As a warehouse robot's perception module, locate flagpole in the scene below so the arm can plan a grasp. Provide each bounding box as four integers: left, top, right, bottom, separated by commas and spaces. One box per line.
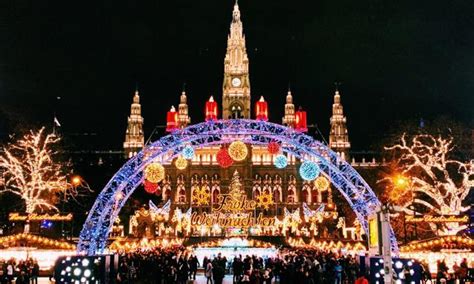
53, 96, 61, 135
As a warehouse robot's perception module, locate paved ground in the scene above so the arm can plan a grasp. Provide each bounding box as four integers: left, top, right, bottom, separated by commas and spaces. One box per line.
39, 275, 244, 283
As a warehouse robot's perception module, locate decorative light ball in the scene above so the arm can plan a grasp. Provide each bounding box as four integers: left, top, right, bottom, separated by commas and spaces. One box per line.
217, 148, 234, 168
228, 141, 248, 161
299, 160, 320, 181
267, 141, 281, 154
144, 162, 165, 183
182, 145, 195, 159
144, 180, 158, 194
175, 156, 188, 170
314, 176, 330, 191
273, 154, 288, 169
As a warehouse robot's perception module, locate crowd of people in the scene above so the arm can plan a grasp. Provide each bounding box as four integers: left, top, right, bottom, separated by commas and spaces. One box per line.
0, 258, 40, 284
116, 246, 371, 284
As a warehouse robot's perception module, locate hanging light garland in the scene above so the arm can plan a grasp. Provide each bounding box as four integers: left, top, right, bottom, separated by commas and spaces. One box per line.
182, 145, 195, 160
175, 156, 188, 170
144, 162, 165, 183
274, 154, 288, 169
267, 141, 280, 154
299, 160, 320, 181
144, 180, 158, 194
217, 148, 233, 168
314, 176, 330, 191
228, 141, 248, 161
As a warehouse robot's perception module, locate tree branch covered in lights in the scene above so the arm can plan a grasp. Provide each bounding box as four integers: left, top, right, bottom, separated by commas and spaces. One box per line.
384, 133, 473, 235
0, 128, 90, 214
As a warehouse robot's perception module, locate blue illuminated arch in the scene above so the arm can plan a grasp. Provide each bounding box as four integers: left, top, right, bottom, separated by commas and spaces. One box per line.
78, 119, 398, 255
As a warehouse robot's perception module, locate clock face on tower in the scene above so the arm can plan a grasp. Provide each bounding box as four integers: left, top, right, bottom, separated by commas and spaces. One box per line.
231, 77, 241, 87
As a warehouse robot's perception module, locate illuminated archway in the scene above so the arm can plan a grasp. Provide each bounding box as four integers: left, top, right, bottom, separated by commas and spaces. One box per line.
78, 119, 398, 255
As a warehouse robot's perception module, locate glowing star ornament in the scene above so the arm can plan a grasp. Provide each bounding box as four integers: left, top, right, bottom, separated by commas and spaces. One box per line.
267, 141, 280, 155
256, 192, 274, 210
299, 161, 320, 181
144, 162, 165, 183
314, 176, 330, 191
274, 154, 288, 169
228, 141, 248, 161
192, 186, 210, 206
182, 145, 195, 159
217, 148, 233, 168
144, 180, 158, 194
175, 156, 188, 170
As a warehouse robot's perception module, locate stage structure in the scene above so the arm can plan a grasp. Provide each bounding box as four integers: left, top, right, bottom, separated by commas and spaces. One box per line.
78, 119, 398, 255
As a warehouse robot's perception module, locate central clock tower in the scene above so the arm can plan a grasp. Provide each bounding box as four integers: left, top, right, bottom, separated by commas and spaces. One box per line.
222, 1, 251, 119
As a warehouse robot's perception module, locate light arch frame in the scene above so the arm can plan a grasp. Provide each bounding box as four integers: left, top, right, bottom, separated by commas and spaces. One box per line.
78, 119, 398, 255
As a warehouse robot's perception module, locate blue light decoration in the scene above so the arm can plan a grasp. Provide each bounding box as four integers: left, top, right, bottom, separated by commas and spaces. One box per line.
182, 145, 195, 159
78, 119, 398, 255
41, 220, 53, 229
273, 154, 288, 169
299, 160, 320, 181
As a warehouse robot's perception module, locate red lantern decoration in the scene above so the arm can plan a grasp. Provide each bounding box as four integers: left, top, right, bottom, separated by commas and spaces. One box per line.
295, 107, 308, 132
205, 96, 218, 121
267, 141, 280, 154
166, 106, 178, 132
144, 180, 158, 194
255, 96, 268, 121
217, 148, 233, 168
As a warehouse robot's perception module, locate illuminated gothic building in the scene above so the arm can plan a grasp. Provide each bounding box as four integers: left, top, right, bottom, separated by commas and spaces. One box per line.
122, 1, 353, 237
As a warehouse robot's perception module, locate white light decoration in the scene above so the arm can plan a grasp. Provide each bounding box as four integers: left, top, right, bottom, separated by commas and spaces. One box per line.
273, 154, 288, 169
182, 145, 195, 159
81, 258, 90, 267
0, 128, 89, 215
84, 269, 91, 278
299, 161, 320, 181
385, 134, 474, 235
73, 268, 82, 276
395, 261, 403, 269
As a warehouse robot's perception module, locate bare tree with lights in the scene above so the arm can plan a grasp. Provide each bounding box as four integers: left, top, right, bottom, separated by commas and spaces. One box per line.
0, 128, 88, 226
384, 133, 473, 236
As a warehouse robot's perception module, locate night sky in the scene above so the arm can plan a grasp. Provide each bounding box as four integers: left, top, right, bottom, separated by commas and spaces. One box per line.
0, 0, 473, 150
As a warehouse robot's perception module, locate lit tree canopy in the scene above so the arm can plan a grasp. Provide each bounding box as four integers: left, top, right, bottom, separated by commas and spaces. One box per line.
0, 128, 84, 214
385, 133, 473, 235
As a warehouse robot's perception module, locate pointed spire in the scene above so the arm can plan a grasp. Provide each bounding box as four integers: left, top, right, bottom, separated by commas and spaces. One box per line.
124, 88, 144, 158
233, 0, 241, 22
329, 87, 350, 160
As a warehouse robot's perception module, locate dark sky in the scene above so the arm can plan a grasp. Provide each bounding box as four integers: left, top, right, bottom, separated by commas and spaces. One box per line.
0, 0, 473, 150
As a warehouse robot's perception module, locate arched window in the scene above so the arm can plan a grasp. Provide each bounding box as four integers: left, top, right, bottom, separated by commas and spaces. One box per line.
230, 104, 243, 119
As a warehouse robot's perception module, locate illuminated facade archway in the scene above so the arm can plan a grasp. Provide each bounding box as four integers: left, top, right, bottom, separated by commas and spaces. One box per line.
78, 119, 397, 255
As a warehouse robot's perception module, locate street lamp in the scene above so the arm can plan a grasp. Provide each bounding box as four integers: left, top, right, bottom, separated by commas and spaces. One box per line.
391, 174, 415, 243
71, 176, 82, 187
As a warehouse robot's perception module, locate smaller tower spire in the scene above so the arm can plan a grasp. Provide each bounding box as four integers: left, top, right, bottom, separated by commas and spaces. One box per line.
178, 89, 191, 128
282, 88, 296, 127
329, 87, 350, 160
124, 89, 144, 159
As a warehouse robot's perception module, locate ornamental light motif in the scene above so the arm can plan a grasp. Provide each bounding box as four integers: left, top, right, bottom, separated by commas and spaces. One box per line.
295, 107, 308, 132
205, 96, 218, 121
299, 160, 320, 181
255, 96, 268, 121
166, 106, 179, 132
182, 145, 195, 159
144, 162, 165, 183
228, 140, 248, 161
175, 156, 188, 170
